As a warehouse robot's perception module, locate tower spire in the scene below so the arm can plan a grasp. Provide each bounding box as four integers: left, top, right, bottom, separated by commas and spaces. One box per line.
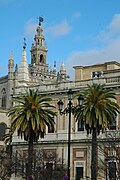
29, 17, 57, 82
10, 51, 13, 59
57, 61, 67, 81
18, 49, 29, 82
8, 51, 14, 80
30, 17, 47, 65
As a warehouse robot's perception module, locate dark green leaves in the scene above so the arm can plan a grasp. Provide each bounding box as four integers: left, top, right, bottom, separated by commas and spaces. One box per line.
7, 89, 56, 142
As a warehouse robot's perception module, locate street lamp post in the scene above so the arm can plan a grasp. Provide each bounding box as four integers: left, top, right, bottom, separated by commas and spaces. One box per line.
57, 89, 84, 180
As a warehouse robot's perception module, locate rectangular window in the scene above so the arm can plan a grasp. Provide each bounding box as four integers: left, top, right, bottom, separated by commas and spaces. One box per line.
92, 71, 102, 78
78, 120, 84, 131
110, 114, 117, 130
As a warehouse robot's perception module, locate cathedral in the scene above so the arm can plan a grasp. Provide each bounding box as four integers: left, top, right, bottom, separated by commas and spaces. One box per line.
0, 18, 120, 180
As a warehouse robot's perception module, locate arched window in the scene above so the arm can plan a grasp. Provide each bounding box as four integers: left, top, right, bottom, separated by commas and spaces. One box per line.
1, 88, 6, 109
38, 39, 39, 45
0, 123, 6, 141
40, 54, 44, 63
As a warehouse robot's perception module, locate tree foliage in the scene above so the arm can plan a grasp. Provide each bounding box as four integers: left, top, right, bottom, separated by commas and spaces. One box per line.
6, 89, 56, 179
74, 83, 119, 180
7, 89, 56, 141
75, 83, 119, 134
0, 148, 67, 180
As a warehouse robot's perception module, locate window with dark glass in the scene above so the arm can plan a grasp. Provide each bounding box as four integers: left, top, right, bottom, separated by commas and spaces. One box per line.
78, 120, 84, 131
92, 71, 102, 78
0, 124, 6, 141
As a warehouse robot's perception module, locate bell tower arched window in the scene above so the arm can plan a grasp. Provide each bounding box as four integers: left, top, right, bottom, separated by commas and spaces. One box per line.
40, 54, 44, 63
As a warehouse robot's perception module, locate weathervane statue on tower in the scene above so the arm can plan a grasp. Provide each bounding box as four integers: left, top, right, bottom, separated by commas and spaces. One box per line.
38, 16, 44, 26
23, 37, 27, 50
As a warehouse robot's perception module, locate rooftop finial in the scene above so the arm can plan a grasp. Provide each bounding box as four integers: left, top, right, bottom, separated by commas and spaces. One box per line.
23, 37, 27, 50
10, 50, 13, 59
38, 16, 44, 26
54, 61, 56, 68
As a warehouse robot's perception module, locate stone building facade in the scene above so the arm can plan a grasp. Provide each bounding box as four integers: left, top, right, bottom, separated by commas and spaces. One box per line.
0, 20, 120, 180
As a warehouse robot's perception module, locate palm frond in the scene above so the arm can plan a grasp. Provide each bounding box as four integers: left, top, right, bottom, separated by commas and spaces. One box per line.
74, 83, 119, 134
6, 89, 56, 142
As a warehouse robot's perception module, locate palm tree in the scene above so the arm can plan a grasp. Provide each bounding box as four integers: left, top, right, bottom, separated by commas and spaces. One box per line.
7, 89, 56, 179
75, 83, 119, 180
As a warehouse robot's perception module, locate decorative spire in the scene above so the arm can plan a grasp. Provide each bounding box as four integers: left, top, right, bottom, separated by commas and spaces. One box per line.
8, 51, 14, 80
10, 51, 13, 59
18, 50, 29, 82
57, 61, 67, 81
60, 61, 66, 72
8, 51, 14, 68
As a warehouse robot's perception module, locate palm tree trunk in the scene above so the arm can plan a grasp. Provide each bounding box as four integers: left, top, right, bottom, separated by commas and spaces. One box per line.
91, 128, 98, 180
27, 133, 33, 180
